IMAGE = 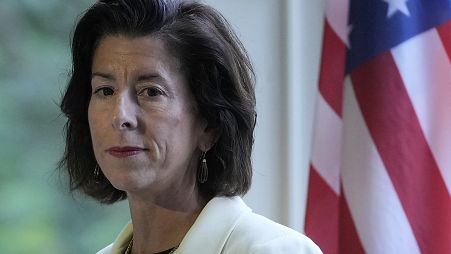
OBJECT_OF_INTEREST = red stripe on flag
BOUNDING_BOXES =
[350,52,451,254]
[339,190,366,254]
[305,165,339,254]
[318,20,346,117]
[436,20,451,61]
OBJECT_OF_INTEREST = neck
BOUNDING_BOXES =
[127,189,206,254]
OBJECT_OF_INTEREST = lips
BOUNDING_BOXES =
[106,146,146,158]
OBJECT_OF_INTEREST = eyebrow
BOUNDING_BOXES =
[91,72,115,81]
[136,73,161,82]
[91,72,162,82]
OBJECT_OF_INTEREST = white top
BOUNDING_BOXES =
[97,196,322,254]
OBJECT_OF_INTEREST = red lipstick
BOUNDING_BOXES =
[106,146,146,158]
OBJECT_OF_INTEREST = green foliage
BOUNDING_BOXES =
[0,1,130,252]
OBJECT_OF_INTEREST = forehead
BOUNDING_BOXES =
[91,35,180,74]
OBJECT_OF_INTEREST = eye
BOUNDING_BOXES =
[93,87,115,96]
[138,87,165,97]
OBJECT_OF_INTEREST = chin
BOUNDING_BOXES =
[107,171,156,193]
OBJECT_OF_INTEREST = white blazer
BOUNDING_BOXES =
[97,196,322,254]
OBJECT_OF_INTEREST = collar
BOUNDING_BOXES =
[177,196,251,253]
[110,221,133,253]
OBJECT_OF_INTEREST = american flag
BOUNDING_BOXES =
[304,0,451,253]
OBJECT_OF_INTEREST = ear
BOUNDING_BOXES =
[198,120,219,152]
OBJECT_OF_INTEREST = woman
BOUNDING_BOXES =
[59,0,322,253]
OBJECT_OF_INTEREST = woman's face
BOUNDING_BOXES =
[88,35,209,197]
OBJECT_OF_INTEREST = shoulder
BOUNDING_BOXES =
[224,210,322,254]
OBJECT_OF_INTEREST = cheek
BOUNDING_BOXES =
[168,113,201,148]
[88,105,96,136]
[88,104,104,148]
[144,113,185,150]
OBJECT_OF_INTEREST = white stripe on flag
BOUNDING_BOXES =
[311,93,342,194]
[325,0,350,47]
[391,28,451,195]
[341,77,421,254]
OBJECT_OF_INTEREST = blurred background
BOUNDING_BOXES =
[0,0,324,253]
[0,1,130,253]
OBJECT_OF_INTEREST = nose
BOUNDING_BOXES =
[112,92,138,130]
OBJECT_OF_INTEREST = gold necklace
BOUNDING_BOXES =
[124,238,179,254]
[124,238,133,254]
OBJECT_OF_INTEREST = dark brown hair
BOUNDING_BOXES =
[59,0,256,203]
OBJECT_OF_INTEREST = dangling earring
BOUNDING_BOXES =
[94,164,101,180]
[198,151,208,183]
